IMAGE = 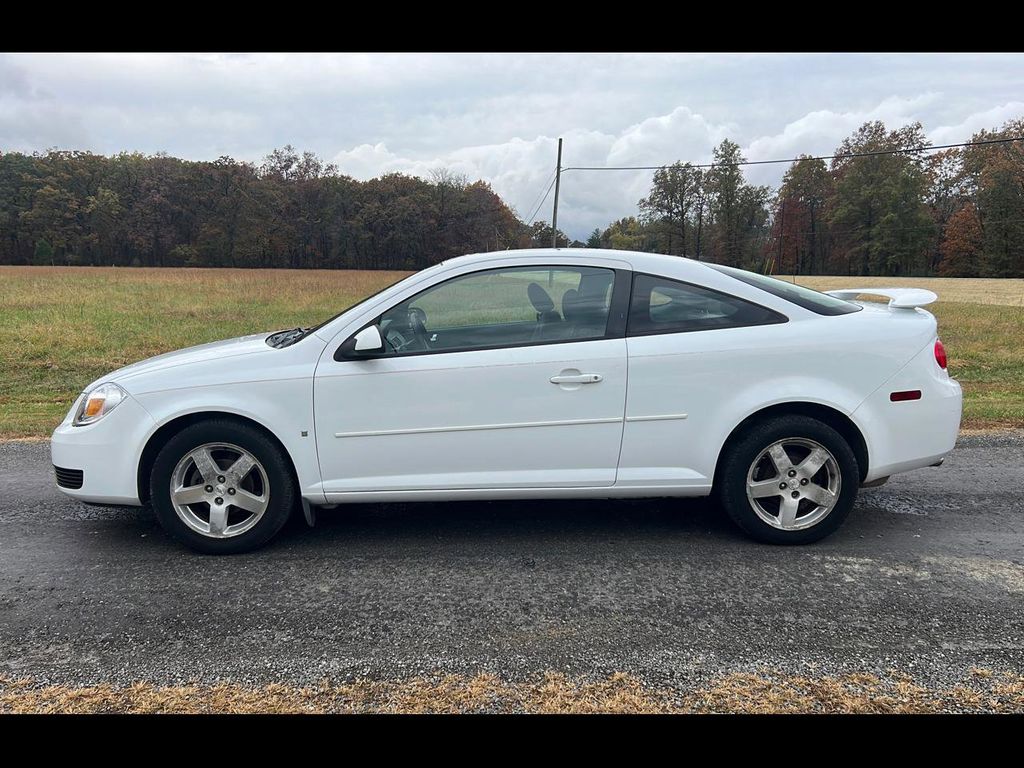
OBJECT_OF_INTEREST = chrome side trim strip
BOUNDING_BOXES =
[335,417,622,439]
[625,413,688,423]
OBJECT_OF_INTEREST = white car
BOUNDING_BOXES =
[51,248,962,553]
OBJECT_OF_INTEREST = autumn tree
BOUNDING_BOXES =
[5,117,1024,278]
[0,148,524,270]
[960,121,1024,277]
[0,152,38,263]
[766,157,832,275]
[827,122,935,276]
[638,162,707,257]
[938,203,983,277]
[524,221,571,249]
[924,149,969,274]
[597,217,657,251]
[83,187,123,266]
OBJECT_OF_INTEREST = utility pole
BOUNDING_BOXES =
[551,137,562,248]
[776,197,785,279]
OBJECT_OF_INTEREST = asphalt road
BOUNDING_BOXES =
[1,434,1022,689]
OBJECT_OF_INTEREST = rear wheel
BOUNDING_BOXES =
[150,420,295,554]
[717,415,859,544]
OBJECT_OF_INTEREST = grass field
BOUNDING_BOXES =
[1,266,1021,438]
[0,266,411,438]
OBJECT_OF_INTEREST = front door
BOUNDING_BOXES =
[313,265,628,496]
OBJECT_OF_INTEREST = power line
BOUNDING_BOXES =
[525,174,558,226]
[561,135,1024,173]
[520,169,556,226]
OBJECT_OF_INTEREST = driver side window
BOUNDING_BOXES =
[378,266,615,355]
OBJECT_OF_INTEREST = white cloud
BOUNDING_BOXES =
[330,110,741,237]
[2,53,1024,239]
[740,94,943,186]
[607,106,737,166]
[928,102,1024,144]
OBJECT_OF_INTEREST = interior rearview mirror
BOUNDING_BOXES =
[336,324,385,360]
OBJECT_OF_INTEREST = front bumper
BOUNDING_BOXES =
[50,392,156,505]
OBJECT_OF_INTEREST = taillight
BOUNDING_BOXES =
[934,339,948,370]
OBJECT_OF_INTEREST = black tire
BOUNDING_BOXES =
[150,419,296,554]
[717,415,859,544]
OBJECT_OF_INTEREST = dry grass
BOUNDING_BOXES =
[2,670,1022,714]
[1,266,1022,438]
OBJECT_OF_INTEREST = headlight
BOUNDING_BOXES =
[73,383,128,426]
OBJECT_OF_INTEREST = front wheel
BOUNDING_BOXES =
[717,415,859,544]
[150,419,296,554]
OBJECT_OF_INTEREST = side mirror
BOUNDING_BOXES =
[336,324,385,360]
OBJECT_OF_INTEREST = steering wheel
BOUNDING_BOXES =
[408,307,429,346]
[384,306,430,353]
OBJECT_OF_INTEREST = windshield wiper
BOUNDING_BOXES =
[266,327,309,349]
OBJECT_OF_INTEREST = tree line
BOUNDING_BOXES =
[0,148,530,270]
[2,117,1022,276]
[591,118,1024,277]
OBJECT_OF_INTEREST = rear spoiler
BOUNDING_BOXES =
[824,287,938,310]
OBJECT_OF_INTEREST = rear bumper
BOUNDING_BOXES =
[852,350,962,483]
[50,393,154,505]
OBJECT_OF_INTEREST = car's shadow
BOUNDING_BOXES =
[85,492,894,555]
[274,496,740,548]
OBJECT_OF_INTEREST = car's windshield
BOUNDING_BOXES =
[272,271,415,347]
[707,264,862,316]
[308,272,416,334]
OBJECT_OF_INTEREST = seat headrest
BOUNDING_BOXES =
[528,282,555,314]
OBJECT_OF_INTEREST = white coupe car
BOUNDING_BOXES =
[51,248,962,553]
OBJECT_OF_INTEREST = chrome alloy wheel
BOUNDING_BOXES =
[169,442,270,539]
[745,437,841,531]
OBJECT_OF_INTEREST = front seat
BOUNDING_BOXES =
[570,272,614,338]
[561,288,582,332]
[528,282,562,340]
[564,287,609,338]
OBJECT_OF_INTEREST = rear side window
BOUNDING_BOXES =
[628,274,787,336]
[707,264,862,316]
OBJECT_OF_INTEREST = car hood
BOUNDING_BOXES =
[87,332,274,391]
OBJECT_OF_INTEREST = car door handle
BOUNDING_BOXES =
[550,373,603,384]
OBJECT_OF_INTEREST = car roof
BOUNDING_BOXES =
[443,247,718,279]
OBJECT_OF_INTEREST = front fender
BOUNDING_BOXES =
[134,379,324,503]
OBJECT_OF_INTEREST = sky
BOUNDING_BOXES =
[2,52,1023,240]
